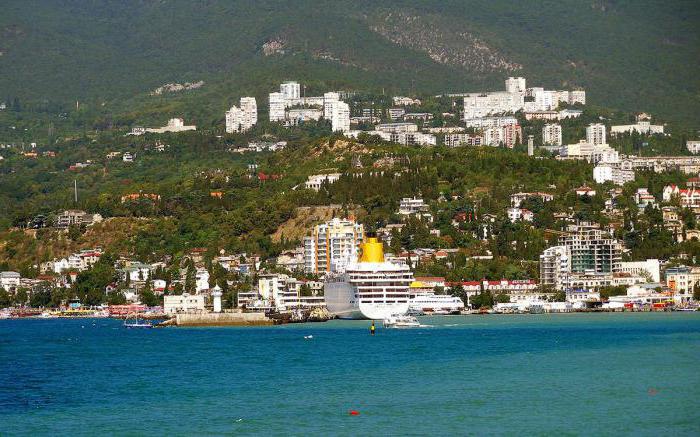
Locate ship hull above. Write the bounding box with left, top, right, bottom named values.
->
left=324, top=281, right=409, bottom=320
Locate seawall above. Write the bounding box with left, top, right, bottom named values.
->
left=165, top=312, right=276, bottom=327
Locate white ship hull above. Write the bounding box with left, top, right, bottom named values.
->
left=325, top=280, right=409, bottom=320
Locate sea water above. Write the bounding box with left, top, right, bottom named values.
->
left=1, top=313, right=699, bottom=436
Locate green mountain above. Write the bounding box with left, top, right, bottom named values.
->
left=1, top=0, right=699, bottom=123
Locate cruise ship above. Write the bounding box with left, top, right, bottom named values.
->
left=324, top=237, right=414, bottom=320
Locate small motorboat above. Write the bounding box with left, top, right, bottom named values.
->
left=383, top=314, right=421, bottom=328
left=123, top=313, right=153, bottom=329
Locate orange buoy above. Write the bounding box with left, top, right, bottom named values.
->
left=349, top=410, right=360, bottom=416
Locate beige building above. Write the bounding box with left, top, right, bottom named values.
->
left=164, top=293, right=206, bottom=315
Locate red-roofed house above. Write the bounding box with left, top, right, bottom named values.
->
left=663, top=184, right=700, bottom=207
left=687, top=177, right=700, bottom=189
left=575, top=186, right=596, bottom=197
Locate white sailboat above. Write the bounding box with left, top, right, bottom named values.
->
left=123, top=312, right=153, bottom=329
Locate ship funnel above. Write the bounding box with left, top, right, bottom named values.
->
left=359, top=236, right=384, bottom=263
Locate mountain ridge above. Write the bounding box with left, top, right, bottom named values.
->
left=1, top=0, right=699, bottom=123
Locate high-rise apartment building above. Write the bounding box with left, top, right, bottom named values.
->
left=269, top=92, right=286, bottom=122
left=280, top=81, right=301, bottom=100
left=225, top=97, right=257, bottom=133
left=542, top=123, right=563, bottom=146
left=586, top=123, right=607, bottom=146
left=539, top=246, right=570, bottom=290
left=559, top=222, right=622, bottom=274
left=331, top=101, right=350, bottom=133
left=505, top=77, right=527, bottom=93
left=323, top=92, right=340, bottom=119
left=304, top=218, right=364, bottom=274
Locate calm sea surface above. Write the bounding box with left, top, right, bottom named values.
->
left=1, top=313, right=699, bottom=436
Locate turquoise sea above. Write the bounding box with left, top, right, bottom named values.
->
left=1, top=313, right=699, bottom=436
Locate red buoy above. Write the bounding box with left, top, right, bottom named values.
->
left=349, top=410, right=360, bottom=416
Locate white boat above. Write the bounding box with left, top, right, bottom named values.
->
left=408, top=293, right=465, bottom=315
left=383, top=314, right=421, bottom=328
left=324, top=237, right=414, bottom=320
left=123, top=313, right=153, bottom=329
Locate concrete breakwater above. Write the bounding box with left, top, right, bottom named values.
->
left=159, top=312, right=276, bottom=327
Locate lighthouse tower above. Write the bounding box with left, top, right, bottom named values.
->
left=212, top=284, right=223, bottom=313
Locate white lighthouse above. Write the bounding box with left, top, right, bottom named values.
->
left=212, top=284, right=223, bottom=313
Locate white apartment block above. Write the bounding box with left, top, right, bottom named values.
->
left=256, top=274, right=324, bottom=310
left=398, top=197, right=428, bottom=215
left=542, top=123, right=562, bottom=146
left=269, top=92, right=286, bottom=122
left=464, top=116, right=519, bottom=129
left=225, top=97, right=257, bottom=133
left=621, top=156, right=700, bottom=175
left=331, top=101, right=350, bottom=133
left=164, top=293, right=206, bottom=315
left=510, top=192, right=554, bottom=208
left=286, top=108, right=323, bottom=126
left=388, top=108, right=406, bottom=120
left=507, top=207, right=534, bottom=223
left=361, top=130, right=436, bottom=146
left=463, top=92, right=524, bottom=119
left=686, top=141, right=700, bottom=154
left=483, top=124, right=521, bottom=148
left=393, top=96, right=421, bottom=106
left=526, top=88, right=557, bottom=111
left=304, top=173, right=341, bottom=191
left=460, top=79, right=584, bottom=121
left=619, top=259, right=660, bottom=283
left=257, top=273, right=296, bottom=309
left=303, top=218, right=364, bottom=274
left=376, top=123, right=418, bottom=133
left=593, top=165, right=635, bottom=186
left=569, top=90, right=586, bottom=105
left=560, top=141, right=617, bottom=163
left=539, top=246, right=570, bottom=291
left=0, top=271, right=21, bottom=292
left=444, top=133, right=484, bottom=147
left=133, top=118, right=196, bottom=135
left=280, top=81, right=301, bottom=100
left=323, top=92, right=339, bottom=119
left=239, top=97, right=257, bottom=129
left=664, top=266, right=700, bottom=303
left=505, top=77, right=527, bottom=93
left=610, top=121, right=664, bottom=136
left=586, top=123, right=607, bottom=146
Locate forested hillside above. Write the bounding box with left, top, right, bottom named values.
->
left=1, top=0, right=699, bottom=123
